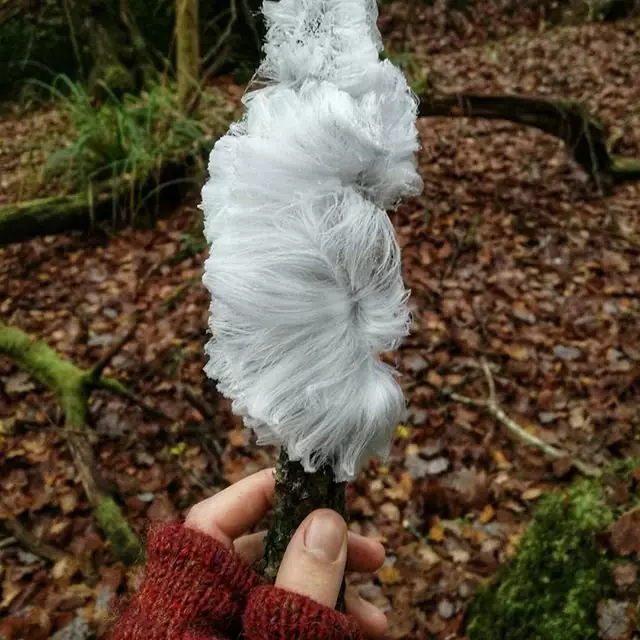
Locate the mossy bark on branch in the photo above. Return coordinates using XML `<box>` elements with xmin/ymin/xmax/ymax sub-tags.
<box><xmin>263</xmin><ymin>448</ymin><xmax>347</xmax><ymax>606</ymax></box>
<box><xmin>0</xmin><ymin>323</ymin><xmax>142</xmax><ymax>563</ymax></box>
<box><xmin>0</xmin><ymin>324</ymin><xmax>84</xmax><ymax>400</ymax></box>
<box><xmin>0</xmin><ymin>186</ymin><xmax>113</xmax><ymax>247</ymax></box>
<box><xmin>95</xmin><ymin>497</ymin><xmax>144</xmax><ymax>565</ymax></box>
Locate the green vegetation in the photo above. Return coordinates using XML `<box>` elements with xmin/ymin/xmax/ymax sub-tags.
<box><xmin>42</xmin><ymin>75</ymin><xmax>208</xmax><ymax>192</ymax></box>
<box><xmin>0</xmin><ymin>322</ymin><xmax>143</xmax><ymax>563</ymax></box>
<box><xmin>466</xmin><ymin>480</ymin><xmax>616</xmax><ymax>640</ymax></box>
<box><xmin>0</xmin><ymin>72</ymin><xmax>231</xmax><ymax>242</ymax></box>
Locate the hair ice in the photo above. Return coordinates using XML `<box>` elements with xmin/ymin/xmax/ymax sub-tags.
<box><xmin>201</xmin><ymin>0</ymin><xmax>423</xmax><ymax>481</ymax></box>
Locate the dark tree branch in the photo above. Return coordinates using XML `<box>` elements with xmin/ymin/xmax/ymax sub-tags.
<box><xmin>202</xmin><ymin>0</ymin><xmax>237</xmax><ymax>85</ymax></box>
<box><xmin>239</xmin><ymin>0</ymin><xmax>262</xmax><ymax>53</ymax></box>
<box><xmin>262</xmin><ymin>449</ymin><xmax>347</xmax><ymax>609</ymax></box>
<box><xmin>182</xmin><ymin>383</ymin><xmax>226</xmax><ymax>474</ymax></box>
<box><xmin>183</xmin><ymin>385</ymin><xmax>218</xmax><ymax>421</ymax></box>
<box><xmin>96</xmin><ymin>376</ymin><xmax>170</xmax><ymax>422</ymax></box>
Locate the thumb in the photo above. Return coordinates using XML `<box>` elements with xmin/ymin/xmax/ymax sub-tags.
<box><xmin>275</xmin><ymin>509</ymin><xmax>348</xmax><ymax>609</ymax></box>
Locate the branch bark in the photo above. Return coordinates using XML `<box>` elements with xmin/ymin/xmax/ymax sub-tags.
<box><xmin>90</xmin><ymin>318</ymin><xmax>139</xmax><ymax>382</ymax></box>
<box><xmin>0</xmin><ymin>188</ymin><xmax>111</xmax><ymax>247</ymax></box>
<box><xmin>418</xmin><ymin>93</ymin><xmax>640</xmax><ymax>186</ymax></box>
<box><xmin>263</xmin><ymin>449</ymin><xmax>347</xmax><ymax>609</ymax></box>
<box><xmin>0</xmin><ymin>323</ymin><xmax>142</xmax><ymax>564</ymax></box>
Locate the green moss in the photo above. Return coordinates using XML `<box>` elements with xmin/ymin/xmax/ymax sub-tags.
<box><xmin>0</xmin><ymin>324</ymin><xmax>82</xmax><ymax>393</ymax></box>
<box><xmin>95</xmin><ymin>497</ymin><xmax>143</xmax><ymax>565</ymax></box>
<box><xmin>466</xmin><ymin>480</ymin><xmax>615</xmax><ymax>640</ymax></box>
<box><xmin>606</xmin><ymin>457</ymin><xmax>640</xmax><ymax>481</ymax></box>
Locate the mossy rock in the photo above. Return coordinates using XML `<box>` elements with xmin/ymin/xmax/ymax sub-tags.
<box><xmin>465</xmin><ymin>462</ymin><xmax>640</xmax><ymax>640</ymax></box>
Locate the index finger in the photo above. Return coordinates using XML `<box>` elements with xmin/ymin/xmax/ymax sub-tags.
<box><xmin>185</xmin><ymin>467</ymin><xmax>276</xmax><ymax>546</ymax></box>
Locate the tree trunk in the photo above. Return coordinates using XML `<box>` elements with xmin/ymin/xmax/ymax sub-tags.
<box><xmin>176</xmin><ymin>0</ymin><xmax>201</xmax><ymax>115</ymax></box>
<box><xmin>61</xmin><ymin>0</ymin><xmax>151</xmax><ymax>97</ymax></box>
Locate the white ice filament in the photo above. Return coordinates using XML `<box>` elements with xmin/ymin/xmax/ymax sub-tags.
<box><xmin>201</xmin><ymin>0</ymin><xmax>423</xmax><ymax>481</ymax></box>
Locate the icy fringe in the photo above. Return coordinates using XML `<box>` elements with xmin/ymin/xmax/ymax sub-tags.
<box><xmin>201</xmin><ymin>0</ymin><xmax>423</xmax><ymax>482</ymax></box>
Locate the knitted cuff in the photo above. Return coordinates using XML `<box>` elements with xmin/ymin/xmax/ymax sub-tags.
<box><xmin>109</xmin><ymin>523</ymin><xmax>262</xmax><ymax>639</ymax></box>
<box><xmin>243</xmin><ymin>585</ymin><xmax>364</xmax><ymax>640</ymax></box>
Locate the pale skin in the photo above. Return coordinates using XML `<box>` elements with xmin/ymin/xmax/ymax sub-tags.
<box><xmin>185</xmin><ymin>467</ymin><xmax>389</xmax><ymax>639</ymax></box>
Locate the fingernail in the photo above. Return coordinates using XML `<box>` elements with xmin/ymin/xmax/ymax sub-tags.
<box><xmin>304</xmin><ymin>512</ymin><xmax>346</xmax><ymax>562</ymax></box>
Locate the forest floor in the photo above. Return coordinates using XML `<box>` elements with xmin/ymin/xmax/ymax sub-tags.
<box><xmin>1</xmin><ymin>4</ymin><xmax>640</xmax><ymax>639</ymax></box>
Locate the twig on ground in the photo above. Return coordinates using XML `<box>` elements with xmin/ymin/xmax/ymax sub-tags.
<box><xmin>0</xmin><ymin>536</ymin><xmax>17</xmax><ymax>550</ymax></box>
<box><xmin>441</xmin><ymin>213</ymin><xmax>481</xmax><ymax>282</ymax></box>
<box><xmin>438</xmin><ymin>358</ymin><xmax>601</xmax><ymax>477</ymax></box>
<box><xmin>481</xmin><ymin>358</ymin><xmax>496</xmax><ymax>405</ymax></box>
<box><xmin>96</xmin><ymin>377</ymin><xmax>171</xmax><ymax>422</ymax></box>
<box><xmin>135</xmin><ymin>259</ymin><xmax>166</xmax><ymax>301</ymax></box>
<box><xmin>0</xmin><ymin>510</ymin><xmax>71</xmax><ymax>564</ymax></box>
<box><xmin>472</xmin><ymin>297</ymin><xmax>491</xmax><ymax>347</ymax></box>
<box><xmin>162</xmin><ymin>277</ymin><xmax>201</xmax><ymax>310</ymax></box>
<box><xmin>183</xmin><ymin>385</ymin><xmax>217</xmax><ymax>421</ymax></box>
<box><xmin>182</xmin><ymin>384</ymin><xmax>227</xmax><ymax>486</ymax></box>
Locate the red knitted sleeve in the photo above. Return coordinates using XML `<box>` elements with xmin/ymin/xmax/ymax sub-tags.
<box><xmin>107</xmin><ymin>522</ymin><xmax>365</xmax><ymax>640</ymax></box>
<box><xmin>106</xmin><ymin>522</ymin><xmax>261</xmax><ymax>640</ymax></box>
<box><xmin>243</xmin><ymin>587</ymin><xmax>364</xmax><ymax>640</ymax></box>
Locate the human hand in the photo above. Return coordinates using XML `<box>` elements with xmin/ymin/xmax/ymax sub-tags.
<box><xmin>185</xmin><ymin>467</ymin><xmax>388</xmax><ymax>638</ymax></box>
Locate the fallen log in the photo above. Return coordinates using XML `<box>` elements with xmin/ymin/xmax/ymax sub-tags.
<box><xmin>418</xmin><ymin>93</ymin><xmax>640</xmax><ymax>186</ymax></box>
<box><xmin>0</xmin><ymin>188</ymin><xmax>109</xmax><ymax>246</ymax></box>
<box><xmin>0</xmin><ymin>159</ymin><xmax>197</xmax><ymax>246</ymax></box>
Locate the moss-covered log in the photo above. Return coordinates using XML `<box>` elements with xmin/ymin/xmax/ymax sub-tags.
<box><xmin>0</xmin><ymin>160</ymin><xmax>194</xmax><ymax>246</ymax></box>
<box><xmin>0</xmin><ymin>184</ymin><xmax>117</xmax><ymax>246</ymax></box>
<box><xmin>0</xmin><ymin>323</ymin><xmax>142</xmax><ymax>564</ymax></box>
<box><xmin>263</xmin><ymin>449</ymin><xmax>347</xmax><ymax>607</ymax></box>
<box><xmin>419</xmin><ymin>93</ymin><xmax>640</xmax><ymax>186</ymax></box>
